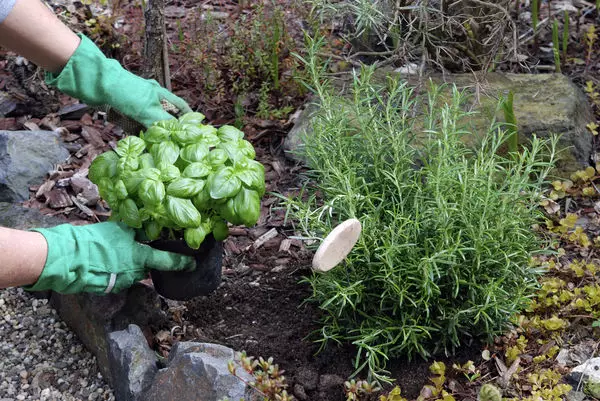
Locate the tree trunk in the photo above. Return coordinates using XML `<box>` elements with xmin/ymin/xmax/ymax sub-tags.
<box><xmin>143</xmin><ymin>0</ymin><xmax>171</xmax><ymax>90</ymax></box>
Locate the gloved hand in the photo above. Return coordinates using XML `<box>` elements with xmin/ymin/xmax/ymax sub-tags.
<box><xmin>23</xmin><ymin>222</ymin><xmax>196</xmax><ymax>294</ymax></box>
<box><xmin>45</xmin><ymin>34</ymin><xmax>191</xmax><ymax>128</ymax></box>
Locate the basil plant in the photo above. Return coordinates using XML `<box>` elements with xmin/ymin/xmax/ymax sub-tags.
<box><xmin>88</xmin><ymin>112</ymin><xmax>265</xmax><ymax>249</ymax></box>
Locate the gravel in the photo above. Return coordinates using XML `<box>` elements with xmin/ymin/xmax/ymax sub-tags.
<box><xmin>0</xmin><ymin>288</ymin><xmax>114</xmax><ymax>400</ymax></box>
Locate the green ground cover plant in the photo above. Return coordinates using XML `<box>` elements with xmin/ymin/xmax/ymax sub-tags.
<box><xmin>284</xmin><ymin>37</ymin><xmax>559</xmax><ymax>381</ymax></box>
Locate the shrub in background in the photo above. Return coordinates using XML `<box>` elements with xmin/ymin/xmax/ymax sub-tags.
<box><xmin>306</xmin><ymin>0</ymin><xmax>513</xmax><ymax>71</ymax></box>
<box><xmin>285</xmin><ymin>37</ymin><xmax>558</xmax><ymax>381</ymax></box>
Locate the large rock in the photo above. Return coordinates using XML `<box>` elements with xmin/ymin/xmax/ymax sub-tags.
<box><xmin>146</xmin><ymin>342</ymin><xmax>259</xmax><ymax>401</ymax></box>
<box><xmin>567</xmin><ymin>357</ymin><xmax>600</xmax><ymax>399</ymax></box>
<box><xmin>108</xmin><ymin>324</ymin><xmax>158</xmax><ymax>401</ymax></box>
<box><xmin>285</xmin><ymin>73</ymin><xmax>593</xmax><ymax>175</ymax></box>
<box><xmin>0</xmin><ymin>202</ymin><xmax>64</xmax><ymax>229</ymax></box>
<box><xmin>49</xmin><ymin>284</ymin><xmax>169</xmax><ymax>384</ymax></box>
<box><xmin>0</xmin><ymin>130</ymin><xmax>69</xmax><ymax>202</ymax></box>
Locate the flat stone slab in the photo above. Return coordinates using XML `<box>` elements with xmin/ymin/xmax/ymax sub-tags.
<box><xmin>285</xmin><ymin>72</ymin><xmax>593</xmax><ymax>175</ymax></box>
<box><xmin>146</xmin><ymin>342</ymin><xmax>259</xmax><ymax>401</ymax></box>
<box><xmin>0</xmin><ymin>130</ymin><xmax>69</xmax><ymax>202</ymax></box>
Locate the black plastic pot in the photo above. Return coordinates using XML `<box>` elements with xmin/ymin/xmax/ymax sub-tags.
<box><xmin>148</xmin><ymin>234</ymin><xmax>223</xmax><ymax>301</ymax></box>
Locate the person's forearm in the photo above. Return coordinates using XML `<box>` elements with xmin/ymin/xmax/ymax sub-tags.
<box><xmin>0</xmin><ymin>0</ymin><xmax>80</xmax><ymax>73</ymax></box>
<box><xmin>0</xmin><ymin>227</ymin><xmax>47</xmax><ymax>288</ymax></box>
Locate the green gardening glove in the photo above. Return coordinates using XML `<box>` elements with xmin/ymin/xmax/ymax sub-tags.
<box><xmin>45</xmin><ymin>34</ymin><xmax>191</xmax><ymax>128</ymax></box>
<box><xmin>23</xmin><ymin>222</ymin><xmax>195</xmax><ymax>294</ymax></box>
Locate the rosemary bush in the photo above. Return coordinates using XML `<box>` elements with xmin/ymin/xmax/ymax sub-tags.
<box><xmin>287</xmin><ymin>38</ymin><xmax>557</xmax><ymax>381</ymax></box>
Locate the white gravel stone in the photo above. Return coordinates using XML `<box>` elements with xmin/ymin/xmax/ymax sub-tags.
<box><xmin>0</xmin><ymin>288</ymin><xmax>114</xmax><ymax>399</ymax></box>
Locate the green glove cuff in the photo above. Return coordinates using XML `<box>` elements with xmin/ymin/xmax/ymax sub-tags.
<box><xmin>24</xmin><ymin>222</ymin><xmax>195</xmax><ymax>294</ymax></box>
<box><xmin>45</xmin><ymin>34</ymin><xmax>191</xmax><ymax>128</ymax></box>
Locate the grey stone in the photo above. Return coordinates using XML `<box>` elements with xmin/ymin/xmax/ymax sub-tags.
<box><xmin>566</xmin><ymin>357</ymin><xmax>600</xmax><ymax>400</ymax></box>
<box><xmin>0</xmin><ymin>131</ymin><xmax>69</xmax><ymax>202</ymax></box>
<box><xmin>295</xmin><ymin>366</ymin><xmax>319</xmax><ymax>391</ymax></box>
<box><xmin>0</xmin><ymin>202</ymin><xmax>64</xmax><ymax>230</ymax></box>
<box><xmin>107</xmin><ymin>324</ymin><xmax>158</xmax><ymax>401</ymax></box>
<box><xmin>284</xmin><ymin>72</ymin><xmax>594</xmax><ymax>175</ymax></box>
<box><xmin>57</xmin><ymin>103</ymin><xmax>90</xmax><ymax>120</ymax></box>
<box><xmin>0</xmin><ymin>92</ymin><xmax>18</xmax><ymax>116</ymax></box>
<box><xmin>317</xmin><ymin>374</ymin><xmax>345</xmax><ymax>401</ymax></box>
<box><xmin>569</xmin><ymin>357</ymin><xmax>600</xmax><ymax>382</ymax></box>
<box><xmin>565</xmin><ymin>390</ymin><xmax>587</xmax><ymax>401</ymax></box>
<box><xmin>318</xmin><ymin>374</ymin><xmax>344</xmax><ymax>390</ymax></box>
<box><xmin>49</xmin><ymin>284</ymin><xmax>168</xmax><ymax>385</ymax></box>
<box><xmin>146</xmin><ymin>342</ymin><xmax>259</xmax><ymax>401</ymax></box>
<box><xmin>293</xmin><ymin>383</ymin><xmax>308</xmax><ymax>400</ymax></box>
<box><xmin>283</xmin><ymin>102</ymin><xmax>319</xmax><ymax>163</ymax></box>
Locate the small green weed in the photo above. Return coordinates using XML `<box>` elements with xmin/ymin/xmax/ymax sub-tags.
<box><xmin>224</xmin><ymin>351</ymin><xmax>295</xmax><ymax>401</ymax></box>
<box><xmin>182</xmin><ymin>2</ymin><xmax>302</xmax><ymax>118</ymax></box>
<box><xmin>552</xmin><ymin>18</ymin><xmax>561</xmax><ymax>73</ymax></box>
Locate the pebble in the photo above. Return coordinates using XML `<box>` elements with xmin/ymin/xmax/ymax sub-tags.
<box><xmin>0</xmin><ymin>288</ymin><xmax>114</xmax><ymax>399</ymax></box>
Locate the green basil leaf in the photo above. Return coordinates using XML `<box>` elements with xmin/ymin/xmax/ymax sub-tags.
<box><xmin>121</xmin><ymin>170</ymin><xmax>144</xmax><ymax>194</ymax></box>
<box><xmin>115</xmin><ymin>136</ymin><xmax>146</xmax><ymax>158</ymax></box>
<box><xmin>184</xmin><ymin>226</ymin><xmax>208</xmax><ymax>249</ymax></box>
<box><xmin>157</xmin><ymin>162</ymin><xmax>181</xmax><ymax>182</ymax></box>
<box><xmin>119</xmin><ymin>198</ymin><xmax>142</xmax><ymax>228</ymax></box>
<box><xmin>138</xmin><ymin>179</ymin><xmax>166</xmax><ymax>205</ymax></box>
<box><xmin>212</xmin><ymin>219</ymin><xmax>229</xmax><ymax>241</ymax></box>
<box><xmin>144</xmin><ymin>221</ymin><xmax>163</xmax><ymax>241</ymax></box>
<box><xmin>150</xmin><ymin>141</ymin><xmax>180</xmax><ymax>165</ymax></box>
<box><xmin>192</xmin><ymin>187</ymin><xmax>211</xmax><ymax>211</ymax></box>
<box><xmin>97</xmin><ymin>178</ymin><xmax>115</xmax><ymax>203</ymax></box>
<box><xmin>171</xmin><ymin>125</ymin><xmax>202</xmax><ymax>145</ymax></box>
<box><xmin>194</xmin><ymin>125</ymin><xmax>220</xmax><ymax>147</ymax></box>
<box><xmin>166</xmin><ymin>196</ymin><xmax>202</xmax><ymax>228</ymax></box>
<box><xmin>143</xmin><ymin>125</ymin><xmax>171</xmax><ymax>143</ymax></box>
<box><xmin>139</xmin><ymin>153</ymin><xmax>156</xmax><ymax>170</ymax></box>
<box><xmin>233</xmin><ymin>187</ymin><xmax>261</xmax><ymax>227</ymax></box>
<box><xmin>142</xmin><ymin>202</ymin><xmax>172</xmax><ymax>227</ymax></box>
<box><xmin>235</xmin><ymin>160</ymin><xmax>265</xmax><ymax>195</ymax></box>
<box><xmin>208</xmin><ymin>166</ymin><xmax>241</xmax><ymax>199</ymax></box>
<box><xmin>117</xmin><ymin>154</ymin><xmax>139</xmax><ymax>175</ymax></box>
<box><xmin>217</xmin><ymin>125</ymin><xmax>244</xmax><ymax>142</ymax></box>
<box><xmin>218</xmin><ymin>198</ymin><xmax>244</xmax><ymax>225</ymax></box>
<box><xmin>108</xmin><ymin>208</ymin><xmax>121</xmax><ymax>222</ymax></box>
<box><xmin>180</xmin><ymin>143</ymin><xmax>210</xmax><ymax>163</ymax></box>
<box><xmin>114</xmin><ymin>180</ymin><xmax>128</xmax><ymax>200</ymax></box>
<box><xmin>138</xmin><ymin>168</ymin><xmax>162</xmax><ymax>181</ymax></box>
<box><xmin>88</xmin><ymin>151</ymin><xmax>119</xmax><ymax>183</ymax></box>
<box><xmin>173</xmin><ymin>124</ymin><xmax>218</xmax><ymax>145</ymax></box>
<box><xmin>167</xmin><ymin>178</ymin><xmax>205</xmax><ymax>198</ymax></box>
<box><xmin>208</xmin><ymin>148</ymin><xmax>229</xmax><ymax>167</ymax></box>
<box><xmin>182</xmin><ymin>161</ymin><xmax>212</xmax><ymax>178</ymax></box>
<box><xmin>155</xmin><ymin>119</ymin><xmax>182</xmax><ymax>131</ymax></box>
<box><xmin>122</xmin><ymin>167</ymin><xmax>162</xmax><ymax>194</ymax></box>
<box><xmin>178</xmin><ymin>112</ymin><xmax>206</xmax><ymax>125</ymax></box>
<box><xmin>218</xmin><ymin>142</ymin><xmax>244</xmax><ymax>164</ymax></box>
<box><xmin>238</xmin><ymin>139</ymin><xmax>256</xmax><ymax>159</ymax></box>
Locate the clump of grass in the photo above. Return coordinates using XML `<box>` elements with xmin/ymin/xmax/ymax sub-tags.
<box><xmin>286</xmin><ymin>36</ymin><xmax>558</xmax><ymax>381</ymax></box>
<box><xmin>552</xmin><ymin>18</ymin><xmax>562</xmax><ymax>73</ymax></box>
<box><xmin>501</xmin><ymin>90</ymin><xmax>518</xmax><ymax>156</ymax></box>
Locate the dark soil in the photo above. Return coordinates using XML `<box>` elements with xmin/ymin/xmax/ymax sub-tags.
<box><xmin>178</xmin><ymin>262</ymin><xmax>483</xmax><ymax>401</ymax></box>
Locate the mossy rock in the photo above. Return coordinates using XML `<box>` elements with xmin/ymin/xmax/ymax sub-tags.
<box><xmin>285</xmin><ymin>72</ymin><xmax>593</xmax><ymax>177</ymax></box>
